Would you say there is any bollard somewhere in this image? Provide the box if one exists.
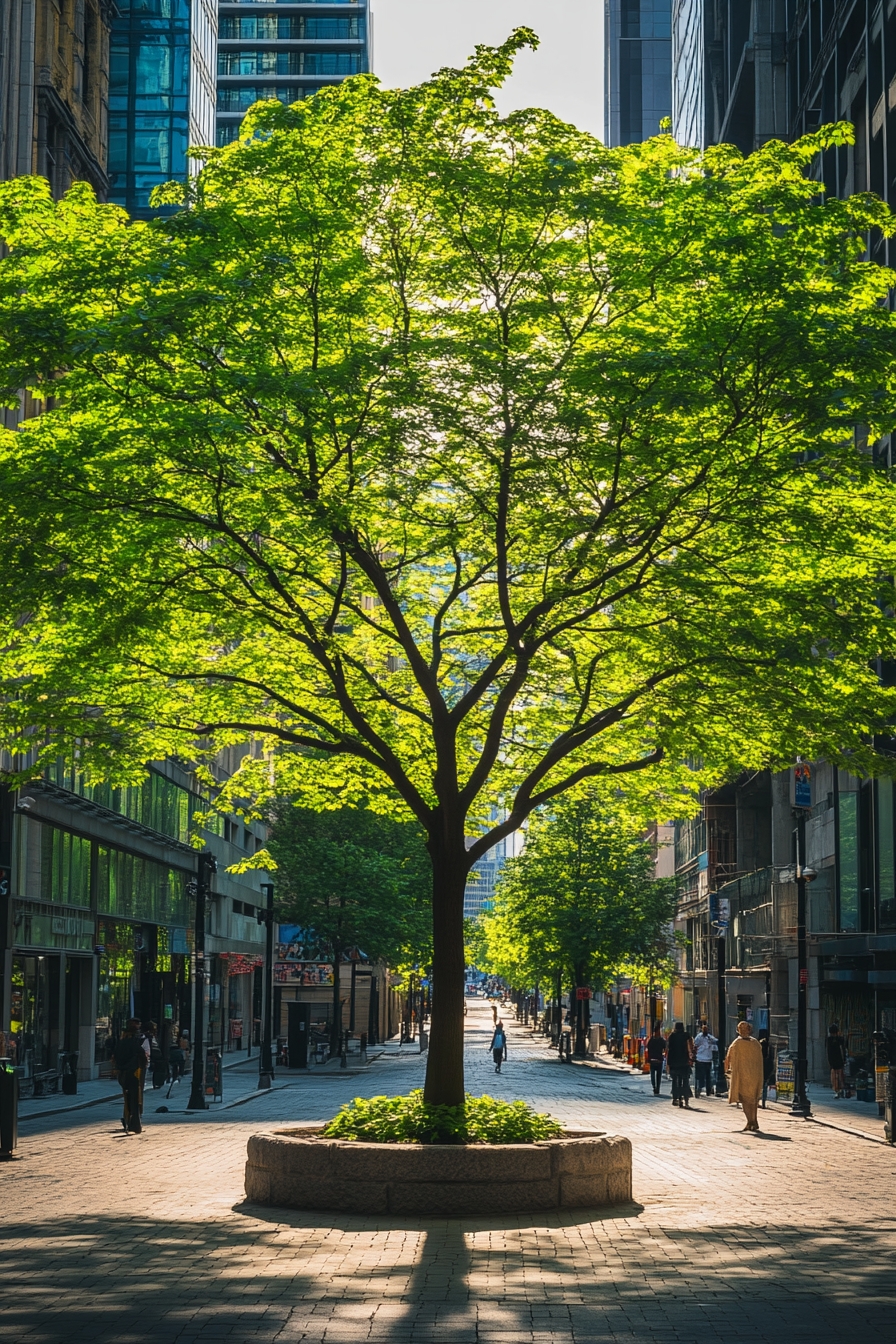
[0,1059,18,1159]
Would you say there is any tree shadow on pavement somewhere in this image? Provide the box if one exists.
[1,1212,895,1344]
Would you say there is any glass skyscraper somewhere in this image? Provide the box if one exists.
[604,0,672,146]
[216,0,370,148]
[108,0,216,217]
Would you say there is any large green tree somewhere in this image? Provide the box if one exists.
[267,805,431,1051]
[472,793,676,1052]
[1,34,896,1103]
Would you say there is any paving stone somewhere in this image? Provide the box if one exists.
[2,1002,896,1342]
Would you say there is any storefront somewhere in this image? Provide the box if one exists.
[6,902,96,1080]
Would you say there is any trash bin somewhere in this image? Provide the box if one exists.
[61,1051,79,1096]
[0,1058,18,1158]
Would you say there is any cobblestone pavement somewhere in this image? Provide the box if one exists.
[2,1001,895,1344]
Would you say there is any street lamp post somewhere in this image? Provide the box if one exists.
[187,851,217,1111]
[790,809,816,1118]
[257,883,275,1089]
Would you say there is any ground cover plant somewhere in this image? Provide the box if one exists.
[322,1090,564,1144]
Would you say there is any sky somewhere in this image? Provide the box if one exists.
[369,0,604,140]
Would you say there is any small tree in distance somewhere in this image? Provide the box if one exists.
[472,792,677,1054]
[267,806,432,1053]
[1,34,896,1105]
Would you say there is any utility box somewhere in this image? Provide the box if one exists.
[0,1059,18,1157]
[287,1002,311,1069]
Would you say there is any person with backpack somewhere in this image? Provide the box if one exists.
[489,1020,508,1074]
[113,1019,146,1134]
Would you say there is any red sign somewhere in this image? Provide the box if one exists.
[799,968,808,987]
[575,987,592,1000]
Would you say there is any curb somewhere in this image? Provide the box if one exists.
[807,1115,889,1146]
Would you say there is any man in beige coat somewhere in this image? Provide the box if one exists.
[725,1021,764,1131]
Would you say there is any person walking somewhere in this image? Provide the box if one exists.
[725,1020,764,1131]
[144,1021,165,1090]
[489,1020,508,1074]
[693,1021,717,1097]
[758,1028,775,1108]
[826,1023,847,1098]
[112,1019,146,1134]
[666,1022,694,1108]
[646,1025,666,1095]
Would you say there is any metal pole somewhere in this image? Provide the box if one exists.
[790,809,812,1118]
[716,932,727,1094]
[257,883,274,1089]
[187,852,216,1110]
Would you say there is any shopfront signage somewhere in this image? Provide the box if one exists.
[794,762,811,809]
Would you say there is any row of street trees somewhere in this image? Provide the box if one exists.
[267,806,431,1051]
[1,33,896,1103]
[471,791,676,1053]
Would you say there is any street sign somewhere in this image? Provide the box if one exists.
[575,987,592,1000]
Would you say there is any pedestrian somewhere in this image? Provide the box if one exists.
[758,1028,775,1108]
[168,1037,186,1083]
[725,1020,764,1131]
[489,1019,508,1073]
[666,1022,693,1108]
[692,1020,717,1097]
[144,1021,165,1089]
[112,1018,146,1134]
[826,1023,847,1098]
[646,1025,666,1095]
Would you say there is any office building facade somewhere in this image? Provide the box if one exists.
[605,0,673,146]
[671,1,789,152]
[108,0,216,217]
[216,0,370,147]
[666,2,896,1084]
[0,0,113,195]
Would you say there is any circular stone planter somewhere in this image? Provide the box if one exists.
[244,1127,632,1215]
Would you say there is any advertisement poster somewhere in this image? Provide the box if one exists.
[274,962,334,986]
[276,925,330,963]
[776,1055,795,1100]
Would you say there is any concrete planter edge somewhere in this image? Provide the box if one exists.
[244,1128,632,1214]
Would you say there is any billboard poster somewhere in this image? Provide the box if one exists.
[274,962,334,986]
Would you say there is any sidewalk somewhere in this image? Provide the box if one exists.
[15,1036,418,1123]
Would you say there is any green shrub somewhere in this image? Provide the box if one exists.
[321,1090,564,1144]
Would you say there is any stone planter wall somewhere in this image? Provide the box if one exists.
[244,1129,632,1215]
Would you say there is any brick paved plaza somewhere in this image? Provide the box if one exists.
[2,1001,895,1344]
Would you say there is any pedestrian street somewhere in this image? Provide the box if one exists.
[1,999,894,1344]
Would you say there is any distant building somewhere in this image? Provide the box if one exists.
[216,0,371,147]
[108,0,216,217]
[605,0,672,146]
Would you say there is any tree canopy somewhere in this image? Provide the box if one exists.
[267,804,432,1049]
[1,32,896,1101]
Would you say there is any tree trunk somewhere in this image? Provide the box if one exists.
[423,849,468,1107]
